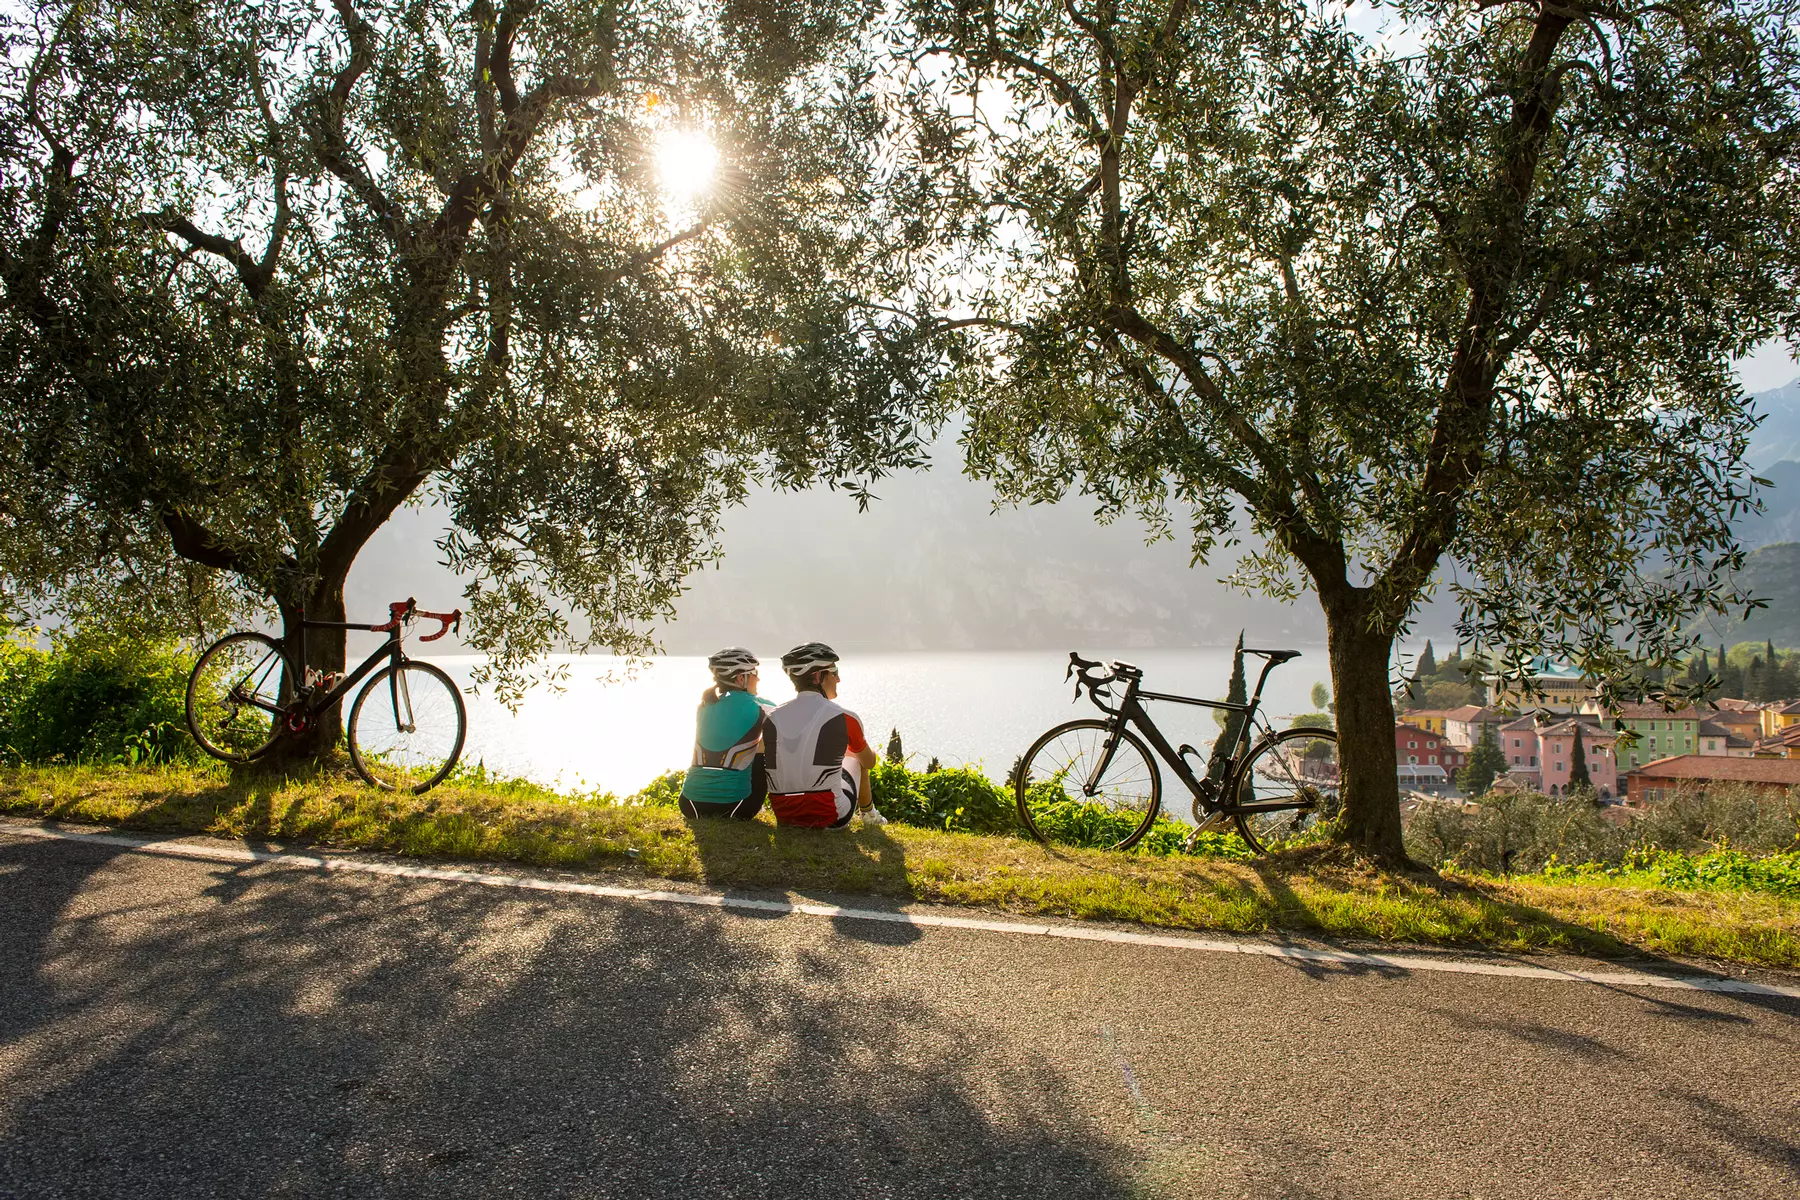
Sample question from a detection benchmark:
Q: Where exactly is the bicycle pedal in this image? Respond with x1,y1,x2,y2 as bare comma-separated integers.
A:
1192,811,1234,835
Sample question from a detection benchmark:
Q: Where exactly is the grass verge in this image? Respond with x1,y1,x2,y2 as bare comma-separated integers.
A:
3,763,1797,970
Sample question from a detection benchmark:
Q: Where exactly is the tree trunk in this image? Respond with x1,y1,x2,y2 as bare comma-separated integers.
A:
267,576,350,764
1324,599,1408,862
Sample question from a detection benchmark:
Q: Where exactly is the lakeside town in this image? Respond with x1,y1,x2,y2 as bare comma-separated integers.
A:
1394,645,1800,807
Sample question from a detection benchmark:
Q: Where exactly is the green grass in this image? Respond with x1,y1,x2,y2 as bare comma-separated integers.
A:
3,762,1798,970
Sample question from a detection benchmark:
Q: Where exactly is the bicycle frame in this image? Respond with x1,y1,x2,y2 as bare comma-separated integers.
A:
292,615,414,733
1076,653,1301,816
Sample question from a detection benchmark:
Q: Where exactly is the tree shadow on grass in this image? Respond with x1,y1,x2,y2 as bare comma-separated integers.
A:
0,832,1131,1198
1239,851,1800,1016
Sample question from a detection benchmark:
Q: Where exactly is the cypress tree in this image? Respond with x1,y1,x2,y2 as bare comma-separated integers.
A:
1458,724,1506,797
1568,721,1590,791
1418,640,1437,678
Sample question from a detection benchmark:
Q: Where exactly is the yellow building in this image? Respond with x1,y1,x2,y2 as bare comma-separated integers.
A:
1398,709,1453,735
1761,700,1800,740
1484,661,1598,713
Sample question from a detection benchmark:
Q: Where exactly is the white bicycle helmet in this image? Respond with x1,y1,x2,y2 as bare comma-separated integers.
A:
780,641,840,681
707,647,760,684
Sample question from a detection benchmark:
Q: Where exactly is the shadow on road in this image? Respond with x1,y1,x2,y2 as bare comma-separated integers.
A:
685,813,925,946
0,830,1117,1198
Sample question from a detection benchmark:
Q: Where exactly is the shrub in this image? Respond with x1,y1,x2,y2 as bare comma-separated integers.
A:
1404,790,1629,875
1631,784,1800,855
0,626,197,765
629,770,686,808
1406,782,1800,878
1537,847,1800,898
871,761,1015,834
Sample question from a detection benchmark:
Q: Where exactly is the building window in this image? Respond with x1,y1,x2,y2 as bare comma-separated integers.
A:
1429,755,1438,764
1556,762,1564,772
1531,756,1538,767
1513,739,1520,748
1407,755,1417,764
1407,740,1416,749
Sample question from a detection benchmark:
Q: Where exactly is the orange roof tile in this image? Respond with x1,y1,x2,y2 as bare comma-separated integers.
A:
1628,755,1800,784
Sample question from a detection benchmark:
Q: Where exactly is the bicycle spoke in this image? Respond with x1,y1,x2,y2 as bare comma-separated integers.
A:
1016,720,1162,850
349,663,465,792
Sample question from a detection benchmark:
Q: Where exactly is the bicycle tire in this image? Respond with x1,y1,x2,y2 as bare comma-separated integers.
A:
347,660,467,793
186,631,296,763
1229,727,1341,854
1015,719,1162,851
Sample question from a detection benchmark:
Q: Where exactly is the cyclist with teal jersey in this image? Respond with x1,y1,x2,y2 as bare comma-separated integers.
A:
680,647,775,820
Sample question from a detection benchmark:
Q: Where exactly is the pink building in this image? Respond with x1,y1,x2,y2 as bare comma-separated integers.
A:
1499,715,1620,800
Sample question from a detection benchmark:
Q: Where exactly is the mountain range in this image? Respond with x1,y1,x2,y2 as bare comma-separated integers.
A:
347,378,1800,651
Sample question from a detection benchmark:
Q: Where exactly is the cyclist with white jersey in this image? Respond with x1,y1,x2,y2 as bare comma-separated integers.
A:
764,642,887,829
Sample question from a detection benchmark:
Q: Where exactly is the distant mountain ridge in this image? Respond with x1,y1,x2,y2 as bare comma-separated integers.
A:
343,380,1800,652
1750,378,1800,468
1699,541,1800,647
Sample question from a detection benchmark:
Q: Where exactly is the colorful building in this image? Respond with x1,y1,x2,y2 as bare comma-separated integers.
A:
1398,709,1454,736
1580,703,1705,772
1498,715,1620,799
1762,699,1800,740
1442,704,1503,751
1483,660,1598,712
1696,719,1756,758
1752,724,1800,760
1395,723,1465,791
1624,755,1800,807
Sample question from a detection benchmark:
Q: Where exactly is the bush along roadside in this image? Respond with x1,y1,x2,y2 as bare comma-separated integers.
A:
630,760,1260,859
0,625,199,767
1530,846,1800,898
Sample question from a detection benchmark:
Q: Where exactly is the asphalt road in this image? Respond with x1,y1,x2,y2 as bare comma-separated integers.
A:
2,827,1798,1200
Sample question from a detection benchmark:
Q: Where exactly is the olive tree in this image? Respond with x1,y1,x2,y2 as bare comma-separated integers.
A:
0,0,934,750
888,0,1800,857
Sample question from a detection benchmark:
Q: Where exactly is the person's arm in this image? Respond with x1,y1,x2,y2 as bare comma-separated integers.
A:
846,716,878,811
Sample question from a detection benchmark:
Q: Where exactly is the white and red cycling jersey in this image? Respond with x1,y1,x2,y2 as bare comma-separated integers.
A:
763,691,869,827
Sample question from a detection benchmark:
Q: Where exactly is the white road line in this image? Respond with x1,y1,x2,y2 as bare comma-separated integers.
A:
6,820,1799,1000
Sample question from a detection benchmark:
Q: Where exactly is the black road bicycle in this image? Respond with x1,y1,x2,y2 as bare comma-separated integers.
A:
1015,651,1340,853
185,598,468,793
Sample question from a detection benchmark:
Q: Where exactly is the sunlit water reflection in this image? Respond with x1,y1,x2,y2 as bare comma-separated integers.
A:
417,648,1330,798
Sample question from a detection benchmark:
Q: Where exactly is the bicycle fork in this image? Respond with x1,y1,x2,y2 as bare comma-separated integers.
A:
1083,724,1126,797
390,662,416,734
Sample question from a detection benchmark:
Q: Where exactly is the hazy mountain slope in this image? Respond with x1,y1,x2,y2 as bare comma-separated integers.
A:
1745,459,1800,548
1749,379,1800,468
1694,541,1800,648
346,464,1334,652
347,381,1800,654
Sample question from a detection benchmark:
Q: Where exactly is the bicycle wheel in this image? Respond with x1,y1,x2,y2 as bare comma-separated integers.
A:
347,661,467,793
1015,719,1162,851
186,632,296,762
1230,727,1340,854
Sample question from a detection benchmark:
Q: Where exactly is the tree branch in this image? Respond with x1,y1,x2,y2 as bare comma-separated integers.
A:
161,508,241,572
309,0,411,249
1375,11,1576,622
596,221,711,289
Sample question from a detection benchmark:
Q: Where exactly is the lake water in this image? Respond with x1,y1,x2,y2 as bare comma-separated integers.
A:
421,647,1331,796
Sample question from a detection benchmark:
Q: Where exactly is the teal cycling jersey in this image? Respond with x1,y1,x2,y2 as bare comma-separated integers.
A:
681,689,774,805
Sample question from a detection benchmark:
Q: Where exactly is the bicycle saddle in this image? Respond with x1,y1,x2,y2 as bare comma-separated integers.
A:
1244,648,1301,663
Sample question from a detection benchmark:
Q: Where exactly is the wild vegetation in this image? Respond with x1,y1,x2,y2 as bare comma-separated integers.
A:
0,623,199,767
